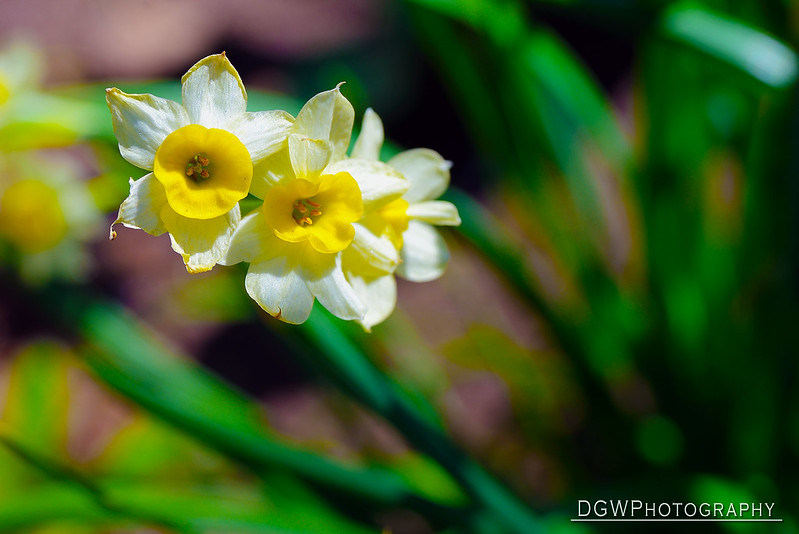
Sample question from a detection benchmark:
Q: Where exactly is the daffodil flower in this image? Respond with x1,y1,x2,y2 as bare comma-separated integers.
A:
343,109,461,330
107,53,293,273
0,152,101,284
222,87,407,324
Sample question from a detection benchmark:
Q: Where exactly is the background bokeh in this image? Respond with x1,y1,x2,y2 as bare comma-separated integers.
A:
1,0,798,533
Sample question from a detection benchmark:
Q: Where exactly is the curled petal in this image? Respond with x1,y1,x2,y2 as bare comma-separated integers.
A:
406,200,461,226
397,220,450,282
288,134,331,180
182,53,247,128
294,85,354,160
106,89,188,170
112,173,168,236
161,203,241,273
389,148,452,203
351,108,384,161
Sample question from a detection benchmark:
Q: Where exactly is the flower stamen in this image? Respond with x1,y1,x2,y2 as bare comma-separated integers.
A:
186,154,211,182
293,198,322,226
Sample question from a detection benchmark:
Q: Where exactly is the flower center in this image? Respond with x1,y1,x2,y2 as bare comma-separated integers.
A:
185,154,211,181
263,172,363,254
292,198,322,226
153,125,253,220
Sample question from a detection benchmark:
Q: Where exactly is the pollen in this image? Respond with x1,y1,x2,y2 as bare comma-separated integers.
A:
292,198,322,226
186,154,211,182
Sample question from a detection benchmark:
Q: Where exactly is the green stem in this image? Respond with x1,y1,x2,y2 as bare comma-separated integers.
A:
299,307,544,534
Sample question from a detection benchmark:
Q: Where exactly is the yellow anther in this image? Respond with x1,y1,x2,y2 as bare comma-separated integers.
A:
292,197,324,226
185,154,211,181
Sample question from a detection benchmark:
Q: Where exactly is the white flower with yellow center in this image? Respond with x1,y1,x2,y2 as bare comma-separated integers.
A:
0,152,101,285
343,109,461,330
107,53,292,273
222,87,408,324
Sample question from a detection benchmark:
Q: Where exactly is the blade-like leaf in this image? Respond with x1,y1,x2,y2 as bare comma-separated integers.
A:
659,4,798,88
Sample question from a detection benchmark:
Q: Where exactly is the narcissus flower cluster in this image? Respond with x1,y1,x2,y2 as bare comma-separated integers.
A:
0,152,101,285
107,53,460,328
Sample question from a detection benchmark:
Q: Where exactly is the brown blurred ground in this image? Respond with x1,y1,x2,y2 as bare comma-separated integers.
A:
0,0,385,83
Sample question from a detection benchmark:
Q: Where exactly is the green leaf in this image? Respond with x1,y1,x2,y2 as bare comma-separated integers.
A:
515,28,631,171
72,298,414,505
0,482,117,531
659,4,798,88
406,0,527,46
0,433,374,534
2,343,72,456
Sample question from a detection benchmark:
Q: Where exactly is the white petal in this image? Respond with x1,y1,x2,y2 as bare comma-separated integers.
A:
181,53,246,128
245,255,315,324
289,134,331,180
112,173,168,236
230,110,293,163
351,108,384,161
346,272,397,332
304,253,365,321
294,85,354,160
389,148,452,203
325,158,407,213
106,88,188,170
349,222,399,274
220,209,271,266
161,203,241,273
406,200,461,226
397,220,450,282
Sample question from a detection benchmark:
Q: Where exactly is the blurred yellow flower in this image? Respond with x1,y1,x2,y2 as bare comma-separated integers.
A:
0,178,67,253
0,152,101,284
